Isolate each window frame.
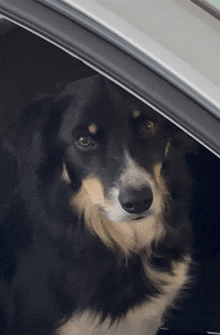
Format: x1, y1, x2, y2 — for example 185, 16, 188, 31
0, 0, 220, 157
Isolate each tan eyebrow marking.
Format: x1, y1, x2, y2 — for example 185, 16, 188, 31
88, 123, 98, 134
132, 110, 141, 119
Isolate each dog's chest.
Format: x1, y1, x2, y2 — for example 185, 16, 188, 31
56, 301, 163, 335
56, 258, 190, 335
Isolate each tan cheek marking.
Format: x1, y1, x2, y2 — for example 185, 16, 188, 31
165, 140, 171, 158
70, 184, 135, 256
154, 163, 170, 207
132, 110, 141, 119
82, 177, 105, 206
154, 163, 162, 185
154, 163, 168, 195
61, 164, 71, 184
88, 123, 98, 134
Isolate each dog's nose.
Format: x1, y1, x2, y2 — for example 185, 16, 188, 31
118, 185, 153, 214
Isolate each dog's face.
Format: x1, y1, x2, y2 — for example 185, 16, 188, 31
56, 75, 174, 255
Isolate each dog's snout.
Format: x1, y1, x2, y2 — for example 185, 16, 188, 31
118, 185, 153, 214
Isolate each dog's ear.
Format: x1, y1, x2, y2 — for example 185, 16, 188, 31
173, 128, 197, 153
162, 126, 197, 184
165, 124, 197, 160
3, 96, 54, 155
2, 96, 59, 178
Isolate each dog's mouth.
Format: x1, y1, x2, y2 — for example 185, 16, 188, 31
134, 215, 145, 221
96, 203, 147, 223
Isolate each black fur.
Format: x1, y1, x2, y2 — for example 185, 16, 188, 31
0, 75, 194, 334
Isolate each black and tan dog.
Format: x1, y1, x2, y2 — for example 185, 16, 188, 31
0, 75, 193, 335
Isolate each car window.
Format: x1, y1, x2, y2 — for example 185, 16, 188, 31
1, 19, 220, 335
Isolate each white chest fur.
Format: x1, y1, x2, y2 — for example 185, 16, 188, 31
56, 258, 190, 335
56, 305, 161, 335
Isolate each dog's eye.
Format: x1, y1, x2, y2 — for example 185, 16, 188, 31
77, 136, 93, 147
142, 121, 156, 134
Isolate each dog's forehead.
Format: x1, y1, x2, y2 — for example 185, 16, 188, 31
61, 75, 166, 132
63, 95, 132, 131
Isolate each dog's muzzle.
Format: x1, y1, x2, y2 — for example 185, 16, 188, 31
118, 184, 153, 214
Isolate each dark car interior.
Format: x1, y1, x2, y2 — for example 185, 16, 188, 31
1, 19, 220, 335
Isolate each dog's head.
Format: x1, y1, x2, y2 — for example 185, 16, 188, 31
4, 75, 193, 257
55, 75, 190, 256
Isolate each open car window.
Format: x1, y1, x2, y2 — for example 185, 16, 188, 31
0, 0, 220, 158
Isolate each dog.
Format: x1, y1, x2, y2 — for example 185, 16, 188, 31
0, 74, 194, 335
